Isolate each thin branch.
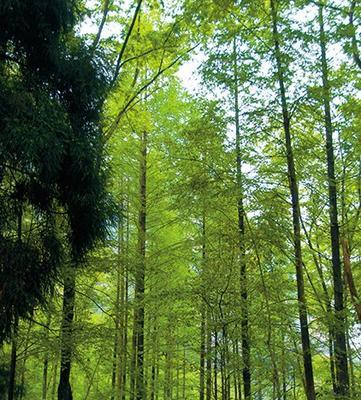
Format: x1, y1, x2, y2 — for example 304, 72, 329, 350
111, 0, 143, 86
91, 0, 112, 54
349, 0, 361, 70
118, 47, 161, 69
104, 43, 200, 141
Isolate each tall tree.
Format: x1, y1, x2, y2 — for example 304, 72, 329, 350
318, 3, 350, 397
233, 36, 251, 400
130, 130, 148, 400
269, 1, 316, 399
0, 0, 111, 342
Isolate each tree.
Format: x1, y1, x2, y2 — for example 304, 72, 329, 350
0, 0, 111, 342
318, 3, 349, 396
269, 1, 316, 398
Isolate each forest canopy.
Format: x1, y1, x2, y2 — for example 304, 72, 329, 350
0, 1, 360, 400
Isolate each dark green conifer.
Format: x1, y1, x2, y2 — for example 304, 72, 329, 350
0, 0, 112, 341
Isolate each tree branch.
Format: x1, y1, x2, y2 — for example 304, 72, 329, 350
104, 43, 200, 141
91, 0, 112, 55
111, 0, 143, 86
349, 0, 361, 70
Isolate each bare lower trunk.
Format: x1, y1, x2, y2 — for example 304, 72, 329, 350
131, 131, 147, 400
200, 308, 206, 400
206, 313, 212, 400
8, 316, 18, 400
42, 315, 51, 400
57, 267, 76, 400
233, 37, 251, 400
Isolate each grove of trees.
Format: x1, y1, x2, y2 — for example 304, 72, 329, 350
0, 1, 360, 400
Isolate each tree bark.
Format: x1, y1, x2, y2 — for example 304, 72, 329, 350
57, 267, 76, 400
270, 2, 316, 399
112, 206, 125, 400
7, 315, 18, 400
200, 308, 206, 400
206, 312, 212, 400
131, 131, 147, 400
42, 314, 51, 400
120, 194, 130, 400
8, 207, 22, 400
214, 330, 219, 400
233, 36, 251, 400
51, 358, 58, 400
317, 4, 350, 397
200, 215, 207, 400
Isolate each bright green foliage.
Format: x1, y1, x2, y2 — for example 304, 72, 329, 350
0, 1, 361, 400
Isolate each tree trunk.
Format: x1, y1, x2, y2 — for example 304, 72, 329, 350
42, 315, 51, 400
131, 131, 147, 400
200, 215, 207, 400
7, 315, 18, 400
317, 4, 350, 397
8, 208, 23, 400
150, 319, 158, 400
206, 312, 212, 400
342, 238, 361, 322
42, 352, 49, 400
200, 308, 206, 400
120, 195, 130, 400
112, 207, 125, 400
270, 2, 316, 399
57, 267, 76, 400
248, 222, 281, 397
214, 330, 219, 400
301, 219, 337, 391
233, 37, 251, 400
51, 358, 58, 400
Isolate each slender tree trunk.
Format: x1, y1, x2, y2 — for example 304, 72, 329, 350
301, 220, 337, 391
51, 359, 58, 400
57, 266, 76, 400
42, 353, 49, 400
270, 2, 316, 399
282, 336, 287, 400
131, 131, 147, 400
233, 37, 251, 400
235, 340, 242, 400
112, 262, 121, 400
345, 314, 355, 399
8, 207, 22, 400
340, 152, 361, 323
341, 238, 361, 322
113, 207, 125, 400
176, 349, 180, 400
200, 215, 207, 400
206, 313, 212, 400
42, 314, 52, 400
349, 0, 361, 70
246, 216, 282, 397
214, 330, 219, 400
18, 320, 32, 400
120, 196, 130, 400
317, 4, 350, 397
8, 315, 18, 400
164, 346, 173, 400
150, 316, 158, 400
200, 308, 206, 400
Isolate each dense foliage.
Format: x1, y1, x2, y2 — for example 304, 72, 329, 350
0, 0, 110, 341
0, 1, 360, 400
